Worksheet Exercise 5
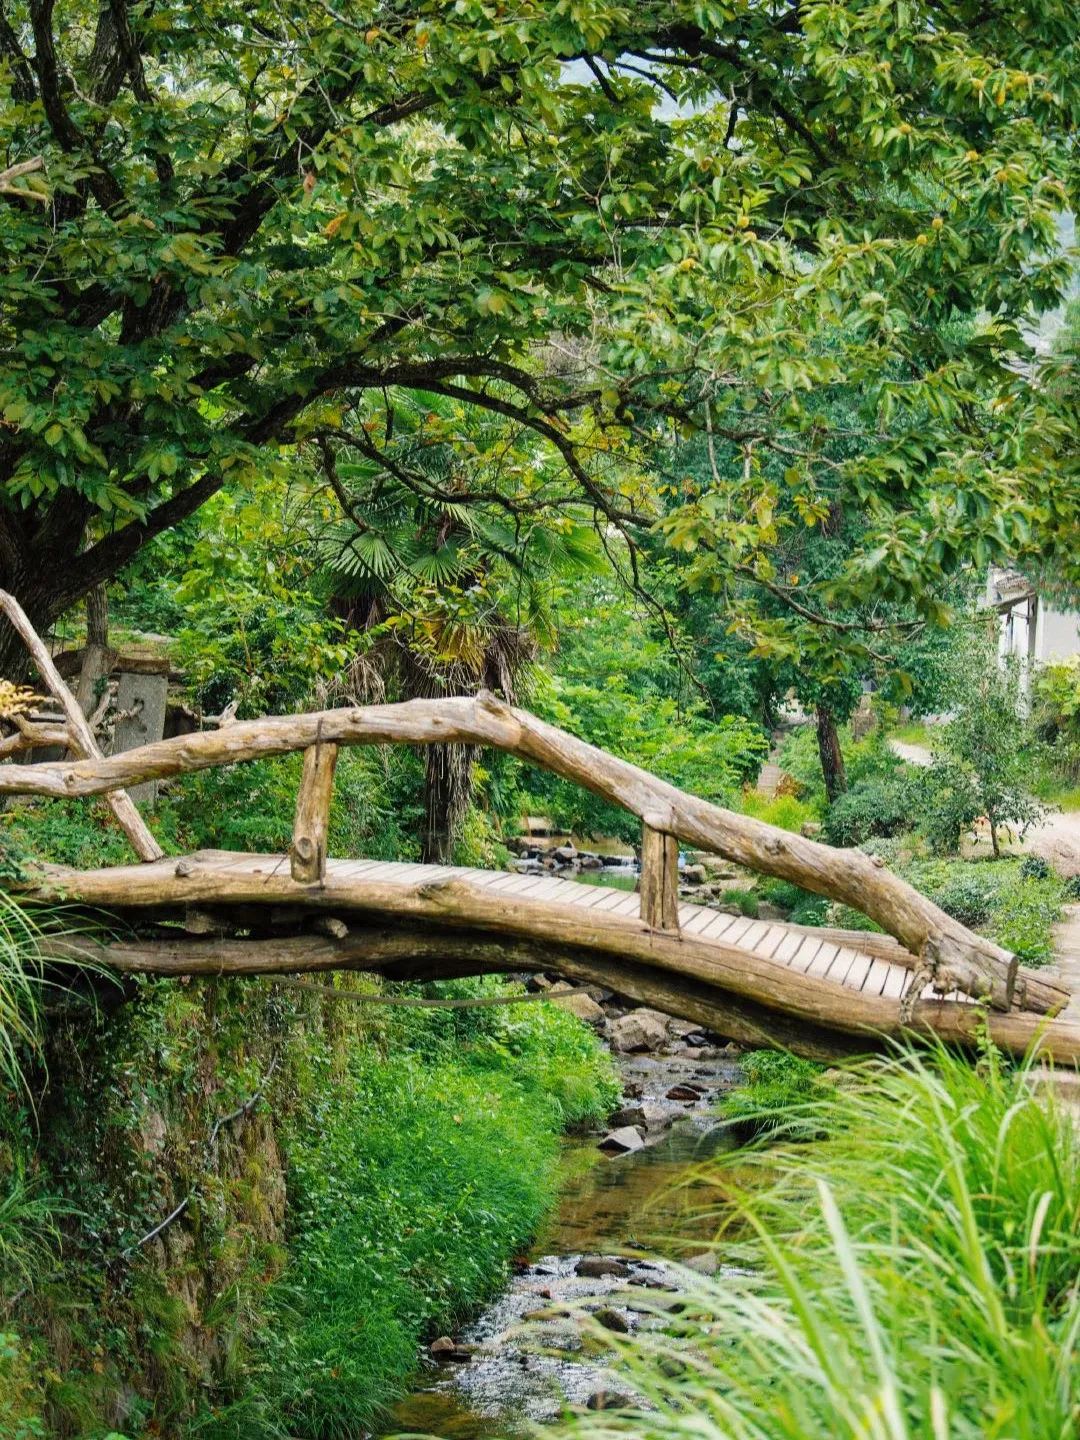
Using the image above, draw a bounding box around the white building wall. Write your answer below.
[1037,606,1080,663]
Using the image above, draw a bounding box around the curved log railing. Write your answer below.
[0,689,1042,1012]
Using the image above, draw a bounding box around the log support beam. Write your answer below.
[0,589,162,862]
[290,739,338,884]
[51,920,1080,1066]
[640,818,680,932]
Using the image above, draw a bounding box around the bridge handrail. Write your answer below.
[0,689,1022,1011]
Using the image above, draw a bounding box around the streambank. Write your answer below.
[0,972,618,1439]
[380,1032,743,1437]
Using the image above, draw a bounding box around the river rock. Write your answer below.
[667,1018,698,1038]
[598,1126,645,1153]
[609,1104,648,1129]
[641,1102,675,1129]
[552,843,578,862]
[665,1083,705,1102]
[681,862,707,885]
[609,1008,670,1053]
[429,1336,473,1362]
[576,1255,630,1279]
[552,989,605,1025]
[594,1306,631,1333]
[685,1250,721,1276]
[586,1390,634,1410]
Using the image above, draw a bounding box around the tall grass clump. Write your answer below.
[557,1042,1080,1440]
[0,893,49,1095]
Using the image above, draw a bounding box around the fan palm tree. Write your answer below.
[317,393,601,862]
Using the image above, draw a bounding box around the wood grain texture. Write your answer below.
[639,822,680,931]
[22,854,1075,1058]
[290,740,338,883]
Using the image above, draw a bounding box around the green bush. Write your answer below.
[904,857,1067,965]
[737,790,818,832]
[910,757,982,854]
[821,774,916,847]
[719,1049,826,1140]
[1018,853,1051,881]
[756,878,816,914]
[789,895,830,926]
[720,887,759,918]
[266,992,616,1434]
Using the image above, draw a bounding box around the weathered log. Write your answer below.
[49,919,1080,1065]
[640,820,679,932]
[0,693,1018,1003]
[290,739,338,883]
[0,589,162,862]
[20,859,1063,1052]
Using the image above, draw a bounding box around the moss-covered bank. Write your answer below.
[1,958,616,1438]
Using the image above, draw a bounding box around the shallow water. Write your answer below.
[379,1051,740,1438]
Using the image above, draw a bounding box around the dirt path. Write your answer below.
[1048,905,1080,1021]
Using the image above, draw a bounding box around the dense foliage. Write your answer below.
[0,921,615,1437]
[2,0,1079,681]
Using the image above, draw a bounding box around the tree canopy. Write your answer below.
[1,0,1078,670]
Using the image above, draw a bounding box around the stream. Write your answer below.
[379,1045,742,1438]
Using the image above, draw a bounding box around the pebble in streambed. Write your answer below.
[382,1031,743,1436]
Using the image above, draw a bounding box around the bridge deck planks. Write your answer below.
[200,853,946,1006]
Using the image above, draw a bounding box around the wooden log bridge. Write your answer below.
[4,690,1078,1062]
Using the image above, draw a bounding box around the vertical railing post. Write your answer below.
[639,814,680,932]
[290,737,339,883]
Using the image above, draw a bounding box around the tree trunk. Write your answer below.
[75,585,110,717]
[422,742,474,864]
[816,703,848,802]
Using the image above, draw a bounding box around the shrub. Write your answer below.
[1018,853,1051,881]
[719,1049,826,1140]
[903,857,1067,965]
[911,758,982,854]
[557,1044,1080,1440]
[821,774,915,847]
[931,653,1048,857]
[756,879,816,914]
[268,996,617,1434]
[914,863,1002,927]
[720,887,759,918]
[789,895,830,927]
[737,790,818,832]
